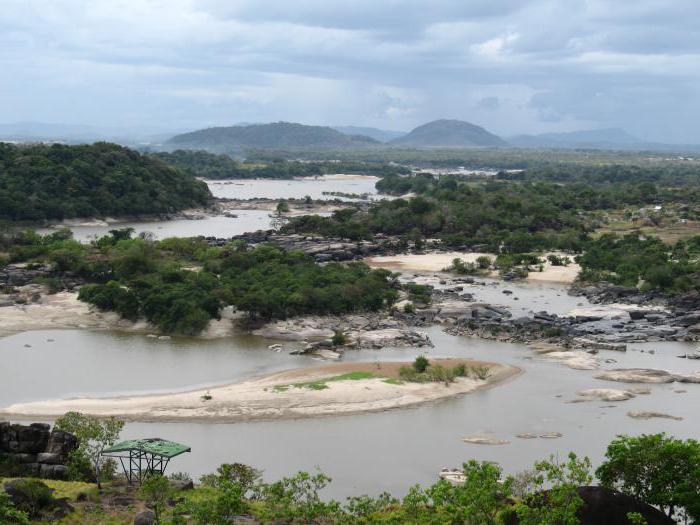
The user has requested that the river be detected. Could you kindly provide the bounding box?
[38,175,382,242]
[2,283,698,498]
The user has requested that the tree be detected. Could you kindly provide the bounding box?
[413,355,429,373]
[140,475,171,524]
[54,412,124,489]
[515,453,592,525]
[429,460,512,525]
[596,433,700,522]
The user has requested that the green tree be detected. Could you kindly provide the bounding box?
[429,460,512,524]
[54,412,124,489]
[140,475,171,524]
[596,433,700,521]
[515,453,592,525]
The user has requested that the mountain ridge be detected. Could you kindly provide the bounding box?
[390,119,507,147]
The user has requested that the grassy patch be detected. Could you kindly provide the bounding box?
[0,478,97,501]
[382,378,404,385]
[274,371,377,392]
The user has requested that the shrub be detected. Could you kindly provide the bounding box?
[0,491,29,525]
[331,331,347,346]
[140,475,171,524]
[403,302,415,314]
[476,255,493,269]
[4,479,53,518]
[413,356,429,373]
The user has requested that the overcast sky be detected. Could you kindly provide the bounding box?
[1,0,699,142]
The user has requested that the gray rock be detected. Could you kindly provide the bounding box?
[134,509,156,525]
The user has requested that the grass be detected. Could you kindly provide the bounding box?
[382,378,404,385]
[0,478,97,501]
[274,371,377,391]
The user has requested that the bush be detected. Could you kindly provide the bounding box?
[3,479,53,518]
[413,356,430,373]
[0,492,29,525]
[476,255,492,269]
[140,475,171,524]
[331,331,347,346]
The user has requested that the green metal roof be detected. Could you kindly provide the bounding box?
[103,438,191,458]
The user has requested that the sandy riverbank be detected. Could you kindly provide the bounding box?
[0,289,244,339]
[365,252,580,284]
[0,359,520,423]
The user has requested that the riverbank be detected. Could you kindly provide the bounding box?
[0,359,520,422]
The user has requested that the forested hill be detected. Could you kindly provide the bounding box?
[391,119,508,147]
[0,142,212,221]
[166,122,380,153]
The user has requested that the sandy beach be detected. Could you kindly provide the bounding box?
[0,359,520,423]
[365,251,580,284]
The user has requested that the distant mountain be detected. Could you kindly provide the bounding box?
[509,128,642,149]
[167,122,380,152]
[333,126,406,143]
[0,121,183,147]
[390,119,507,147]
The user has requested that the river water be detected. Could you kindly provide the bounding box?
[2,284,699,498]
[6,175,700,498]
[38,176,381,242]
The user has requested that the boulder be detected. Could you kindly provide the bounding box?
[169,479,194,491]
[504,486,674,525]
[45,429,78,456]
[577,389,635,402]
[134,509,156,525]
[594,368,676,384]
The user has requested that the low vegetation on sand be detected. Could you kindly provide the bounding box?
[2,426,698,524]
[399,356,490,385]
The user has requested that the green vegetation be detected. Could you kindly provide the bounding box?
[4,432,699,523]
[597,433,700,522]
[0,142,211,221]
[398,357,487,385]
[1,229,403,334]
[54,412,124,489]
[577,233,700,293]
[140,475,171,524]
[152,149,409,179]
[277,371,376,391]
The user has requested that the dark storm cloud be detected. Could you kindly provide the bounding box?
[0,0,698,141]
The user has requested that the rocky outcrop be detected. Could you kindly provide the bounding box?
[504,486,675,525]
[0,422,78,479]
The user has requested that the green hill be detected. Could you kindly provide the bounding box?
[0,142,212,221]
[391,119,507,147]
[167,122,379,152]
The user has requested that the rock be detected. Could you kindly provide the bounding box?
[36,452,63,465]
[45,429,78,456]
[594,368,676,384]
[515,433,538,439]
[576,486,674,525]
[134,509,156,525]
[169,479,194,491]
[577,389,635,402]
[539,432,563,439]
[462,436,510,445]
[627,411,683,421]
[572,338,627,352]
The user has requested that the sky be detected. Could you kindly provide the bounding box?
[1,0,699,142]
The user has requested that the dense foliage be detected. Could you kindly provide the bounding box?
[2,229,400,334]
[597,433,700,522]
[0,142,212,221]
[152,149,409,179]
[577,234,700,292]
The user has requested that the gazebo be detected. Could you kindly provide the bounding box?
[102,438,191,484]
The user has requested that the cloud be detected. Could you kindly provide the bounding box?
[0,0,698,141]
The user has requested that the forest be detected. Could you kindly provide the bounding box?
[152,149,410,179]
[0,143,212,221]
